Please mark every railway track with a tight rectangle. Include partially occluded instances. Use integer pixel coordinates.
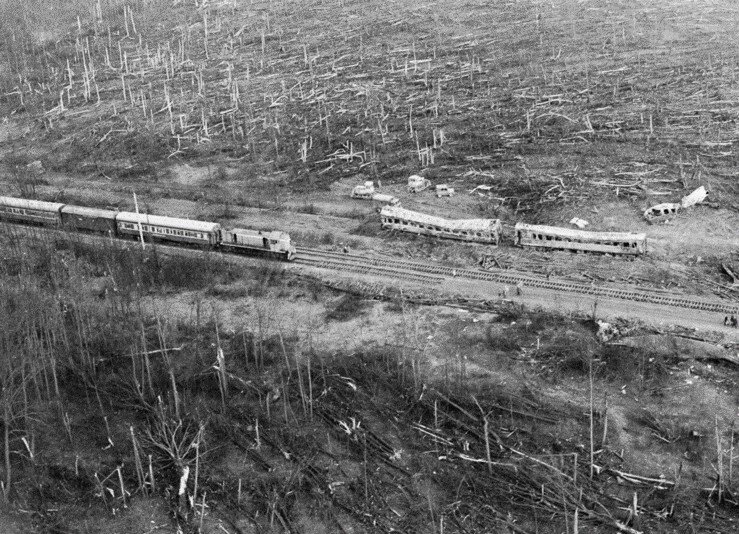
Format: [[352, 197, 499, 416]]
[[295, 251, 444, 285], [3, 222, 736, 316], [296, 247, 739, 315]]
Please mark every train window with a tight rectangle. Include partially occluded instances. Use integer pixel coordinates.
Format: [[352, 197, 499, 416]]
[[546, 235, 552, 241]]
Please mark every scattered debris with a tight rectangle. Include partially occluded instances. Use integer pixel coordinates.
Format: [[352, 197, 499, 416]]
[[351, 181, 376, 198], [681, 185, 707, 208], [722, 264, 739, 286], [610, 335, 739, 366], [643, 202, 680, 223], [351, 181, 399, 205], [435, 184, 455, 197], [569, 217, 589, 229], [26, 160, 45, 175], [407, 174, 431, 193], [370, 193, 400, 206], [644, 186, 707, 222], [596, 320, 619, 342], [468, 184, 493, 194]]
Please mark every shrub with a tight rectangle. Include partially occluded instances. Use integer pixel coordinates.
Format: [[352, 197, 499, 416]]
[[485, 326, 521, 352], [350, 215, 381, 236], [325, 293, 370, 322], [535, 328, 598, 375]]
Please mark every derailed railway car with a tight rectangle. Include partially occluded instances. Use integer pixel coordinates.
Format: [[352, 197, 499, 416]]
[[0, 196, 64, 226], [514, 223, 646, 255], [61, 205, 118, 235], [115, 212, 221, 246], [381, 206, 502, 245], [220, 228, 296, 260]]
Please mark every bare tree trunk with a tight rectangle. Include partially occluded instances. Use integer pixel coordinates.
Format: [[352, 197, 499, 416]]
[[3, 400, 11, 499]]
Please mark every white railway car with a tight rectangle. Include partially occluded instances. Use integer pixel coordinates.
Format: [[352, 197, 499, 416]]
[[0, 196, 64, 225], [219, 228, 296, 260], [115, 212, 221, 246], [514, 223, 647, 255], [380, 206, 502, 245]]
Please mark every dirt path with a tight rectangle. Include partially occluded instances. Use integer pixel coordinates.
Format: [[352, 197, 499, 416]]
[[292, 262, 739, 342], [440, 277, 739, 342]]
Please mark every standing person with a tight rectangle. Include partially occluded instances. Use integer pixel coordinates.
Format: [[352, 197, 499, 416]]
[[516, 281, 524, 296], [725, 316, 730, 326]]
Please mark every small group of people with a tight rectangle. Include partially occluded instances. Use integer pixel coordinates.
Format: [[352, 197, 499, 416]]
[[498, 282, 524, 299], [724, 315, 738, 328]]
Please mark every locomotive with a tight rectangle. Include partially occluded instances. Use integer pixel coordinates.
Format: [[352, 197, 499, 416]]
[[0, 196, 296, 260]]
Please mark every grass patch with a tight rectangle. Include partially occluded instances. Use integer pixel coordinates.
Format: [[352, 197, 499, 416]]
[[349, 215, 381, 237], [325, 293, 370, 322]]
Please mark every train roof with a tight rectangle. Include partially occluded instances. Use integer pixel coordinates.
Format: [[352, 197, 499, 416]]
[[61, 205, 119, 219], [380, 206, 501, 232], [514, 222, 646, 241], [0, 196, 65, 211], [116, 212, 221, 233], [228, 228, 291, 241]]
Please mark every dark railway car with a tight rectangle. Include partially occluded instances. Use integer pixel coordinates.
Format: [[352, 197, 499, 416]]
[[0, 196, 64, 226], [60, 205, 118, 235]]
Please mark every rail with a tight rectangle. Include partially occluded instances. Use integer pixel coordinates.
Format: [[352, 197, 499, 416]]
[[296, 247, 738, 315]]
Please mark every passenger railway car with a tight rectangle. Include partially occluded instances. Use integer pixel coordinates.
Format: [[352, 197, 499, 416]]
[[0, 196, 64, 226], [220, 228, 296, 260], [115, 212, 221, 246], [381, 206, 502, 245], [61, 205, 118, 235], [514, 223, 646, 255]]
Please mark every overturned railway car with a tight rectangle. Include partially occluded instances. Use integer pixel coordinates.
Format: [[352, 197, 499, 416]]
[[515, 223, 646, 255], [381, 206, 502, 245]]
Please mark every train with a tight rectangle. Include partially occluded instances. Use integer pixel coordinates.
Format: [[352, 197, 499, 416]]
[[1, 194, 648, 260], [0, 196, 297, 260], [380, 205, 647, 256]]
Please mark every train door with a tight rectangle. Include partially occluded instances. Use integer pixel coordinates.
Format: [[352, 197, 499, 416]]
[[263, 237, 269, 248]]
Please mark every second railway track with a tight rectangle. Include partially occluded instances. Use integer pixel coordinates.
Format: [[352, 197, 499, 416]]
[[296, 247, 738, 315]]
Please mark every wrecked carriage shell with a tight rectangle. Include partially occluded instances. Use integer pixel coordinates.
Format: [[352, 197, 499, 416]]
[[643, 203, 681, 222]]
